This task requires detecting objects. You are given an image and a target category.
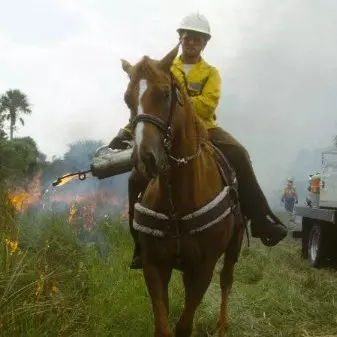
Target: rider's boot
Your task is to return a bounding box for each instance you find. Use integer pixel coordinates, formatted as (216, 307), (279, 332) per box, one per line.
(208, 127), (288, 246)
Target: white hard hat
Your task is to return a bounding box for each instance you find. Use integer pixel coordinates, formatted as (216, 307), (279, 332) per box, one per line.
(177, 12), (211, 39)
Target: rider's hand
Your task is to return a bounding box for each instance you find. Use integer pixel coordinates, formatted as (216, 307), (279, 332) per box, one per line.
(109, 129), (133, 150)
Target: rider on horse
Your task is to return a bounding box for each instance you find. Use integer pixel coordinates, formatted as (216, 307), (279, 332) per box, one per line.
(109, 12), (288, 268)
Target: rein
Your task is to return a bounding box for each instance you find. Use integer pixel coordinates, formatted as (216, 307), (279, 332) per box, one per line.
(131, 73), (202, 167)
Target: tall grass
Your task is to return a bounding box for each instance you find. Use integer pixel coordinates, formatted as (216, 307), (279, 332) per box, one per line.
(1, 193), (337, 336)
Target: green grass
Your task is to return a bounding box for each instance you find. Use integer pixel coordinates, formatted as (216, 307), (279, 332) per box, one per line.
(1, 206), (337, 336)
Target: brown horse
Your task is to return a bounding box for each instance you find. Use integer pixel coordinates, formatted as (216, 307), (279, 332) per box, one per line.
(121, 44), (245, 337)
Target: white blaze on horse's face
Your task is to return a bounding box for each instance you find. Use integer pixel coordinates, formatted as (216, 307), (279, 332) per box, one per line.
(135, 79), (148, 149)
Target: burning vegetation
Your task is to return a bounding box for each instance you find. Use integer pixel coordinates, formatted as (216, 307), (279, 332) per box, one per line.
(8, 172), (42, 212)
(1, 138), (130, 234)
(7, 169), (129, 231)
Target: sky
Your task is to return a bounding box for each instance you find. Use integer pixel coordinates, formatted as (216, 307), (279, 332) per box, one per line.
(1, 0), (337, 197)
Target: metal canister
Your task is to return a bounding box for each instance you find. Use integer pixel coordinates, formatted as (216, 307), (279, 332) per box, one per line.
(90, 145), (134, 179)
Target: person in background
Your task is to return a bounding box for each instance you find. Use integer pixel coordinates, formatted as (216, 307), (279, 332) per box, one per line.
(281, 177), (298, 224)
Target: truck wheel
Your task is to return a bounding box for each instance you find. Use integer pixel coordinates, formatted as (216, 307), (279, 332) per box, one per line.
(308, 224), (326, 268)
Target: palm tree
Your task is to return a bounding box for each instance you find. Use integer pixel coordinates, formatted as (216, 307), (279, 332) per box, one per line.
(0, 89), (32, 140)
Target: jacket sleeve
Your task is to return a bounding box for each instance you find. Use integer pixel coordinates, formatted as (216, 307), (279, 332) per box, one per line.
(123, 121), (132, 135)
(190, 67), (221, 120)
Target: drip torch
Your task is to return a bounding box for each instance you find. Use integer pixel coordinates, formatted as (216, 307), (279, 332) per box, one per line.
(52, 144), (134, 187)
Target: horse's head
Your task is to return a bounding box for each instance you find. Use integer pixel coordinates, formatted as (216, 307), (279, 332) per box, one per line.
(121, 44), (182, 180)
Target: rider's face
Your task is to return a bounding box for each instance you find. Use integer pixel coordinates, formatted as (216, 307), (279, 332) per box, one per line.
(180, 31), (207, 59)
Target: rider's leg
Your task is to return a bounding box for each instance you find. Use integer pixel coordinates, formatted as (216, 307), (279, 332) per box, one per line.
(208, 127), (287, 245)
(128, 169), (149, 269)
(108, 129), (147, 268)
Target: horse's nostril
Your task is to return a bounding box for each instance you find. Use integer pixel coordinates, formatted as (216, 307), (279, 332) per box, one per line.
(144, 151), (157, 170)
(138, 145), (163, 178)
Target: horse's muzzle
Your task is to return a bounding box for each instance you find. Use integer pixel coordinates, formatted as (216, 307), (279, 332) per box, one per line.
(136, 146), (168, 180)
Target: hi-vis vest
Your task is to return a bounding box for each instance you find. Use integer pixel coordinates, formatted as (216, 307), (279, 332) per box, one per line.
(171, 56), (221, 130)
(310, 174), (321, 194)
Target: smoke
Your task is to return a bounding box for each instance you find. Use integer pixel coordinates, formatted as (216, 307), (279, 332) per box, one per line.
(3, 0), (337, 209)
(215, 0), (337, 201)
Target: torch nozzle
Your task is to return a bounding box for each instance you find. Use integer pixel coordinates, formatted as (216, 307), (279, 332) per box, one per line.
(52, 179), (62, 187)
(52, 170), (92, 187)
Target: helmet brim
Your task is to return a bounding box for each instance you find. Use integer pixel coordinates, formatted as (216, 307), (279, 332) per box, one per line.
(177, 28), (211, 40)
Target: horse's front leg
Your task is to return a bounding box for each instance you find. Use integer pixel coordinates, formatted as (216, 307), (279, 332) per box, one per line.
(217, 255), (235, 337)
(175, 260), (216, 337)
(143, 257), (173, 337)
(217, 221), (244, 336)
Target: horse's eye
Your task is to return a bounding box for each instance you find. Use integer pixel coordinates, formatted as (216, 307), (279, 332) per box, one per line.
(163, 90), (170, 100)
(124, 91), (132, 107)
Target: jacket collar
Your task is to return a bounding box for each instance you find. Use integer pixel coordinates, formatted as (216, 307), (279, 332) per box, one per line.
(172, 55), (207, 71)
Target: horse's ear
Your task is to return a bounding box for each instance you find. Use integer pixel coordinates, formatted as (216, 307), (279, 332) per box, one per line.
(121, 59), (132, 76)
(159, 43), (180, 72)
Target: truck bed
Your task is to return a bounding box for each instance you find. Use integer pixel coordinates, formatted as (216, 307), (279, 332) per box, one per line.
(295, 205), (336, 223)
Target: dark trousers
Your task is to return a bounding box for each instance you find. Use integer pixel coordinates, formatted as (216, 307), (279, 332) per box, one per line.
(207, 127), (274, 221)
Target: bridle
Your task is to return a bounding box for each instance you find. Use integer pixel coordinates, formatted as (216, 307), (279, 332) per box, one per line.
(130, 72), (202, 226)
(130, 72), (201, 166)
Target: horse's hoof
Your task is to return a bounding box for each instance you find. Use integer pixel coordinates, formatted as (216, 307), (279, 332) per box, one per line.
(218, 331), (228, 337)
(175, 328), (192, 337)
(216, 321), (228, 337)
(129, 256), (143, 269)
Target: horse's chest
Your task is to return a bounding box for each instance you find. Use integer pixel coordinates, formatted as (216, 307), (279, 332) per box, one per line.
(132, 184), (236, 238)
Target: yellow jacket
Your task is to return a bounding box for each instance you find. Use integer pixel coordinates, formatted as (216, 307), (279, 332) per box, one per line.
(124, 56), (221, 133)
(171, 56), (220, 130)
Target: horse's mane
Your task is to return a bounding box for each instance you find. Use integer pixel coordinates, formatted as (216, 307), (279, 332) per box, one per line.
(169, 71), (209, 144)
(128, 55), (209, 144)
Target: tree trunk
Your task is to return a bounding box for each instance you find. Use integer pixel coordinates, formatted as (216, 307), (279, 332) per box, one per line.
(9, 109), (15, 140)
(9, 120), (13, 140)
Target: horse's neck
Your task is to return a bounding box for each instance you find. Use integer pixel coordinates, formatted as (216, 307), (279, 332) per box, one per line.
(142, 99), (223, 215)
(164, 104), (223, 214)
(170, 106), (200, 160)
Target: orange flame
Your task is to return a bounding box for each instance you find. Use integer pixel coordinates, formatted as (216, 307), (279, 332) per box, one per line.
(9, 192), (30, 212)
(120, 201), (129, 220)
(8, 170), (128, 231)
(8, 172), (42, 212)
(68, 204), (77, 225)
(54, 174), (78, 187)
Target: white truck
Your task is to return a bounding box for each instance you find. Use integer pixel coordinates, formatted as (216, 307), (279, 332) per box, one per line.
(294, 148), (337, 268)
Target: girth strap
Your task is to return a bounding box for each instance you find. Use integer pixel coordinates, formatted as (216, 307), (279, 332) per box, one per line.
(132, 142), (240, 238)
(133, 184), (236, 238)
